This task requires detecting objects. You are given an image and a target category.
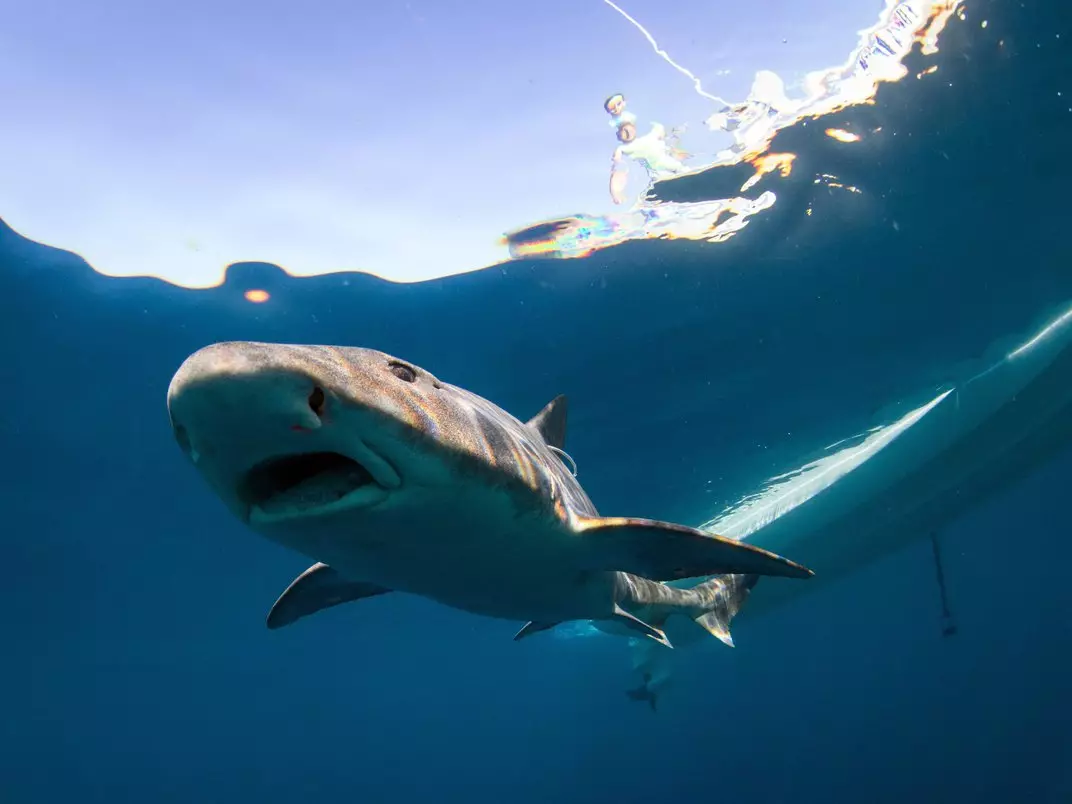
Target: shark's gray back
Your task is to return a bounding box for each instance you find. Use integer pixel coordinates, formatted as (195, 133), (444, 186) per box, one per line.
(433, 381), (600, 522)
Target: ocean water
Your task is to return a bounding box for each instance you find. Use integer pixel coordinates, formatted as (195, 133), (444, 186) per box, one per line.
(2, 1), (1070, 803)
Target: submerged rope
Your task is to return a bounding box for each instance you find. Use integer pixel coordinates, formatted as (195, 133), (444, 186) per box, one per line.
(930, 531), (957, 638)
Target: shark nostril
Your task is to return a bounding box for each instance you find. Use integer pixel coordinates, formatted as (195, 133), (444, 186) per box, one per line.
(308, 386), (326, 419)
(173, 423), (192, 453)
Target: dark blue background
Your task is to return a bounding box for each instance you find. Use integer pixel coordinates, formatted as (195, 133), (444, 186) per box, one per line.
(2, 2), (1069, 802)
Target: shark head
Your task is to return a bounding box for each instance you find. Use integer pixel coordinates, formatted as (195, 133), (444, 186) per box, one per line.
(166, 341), (577, 532)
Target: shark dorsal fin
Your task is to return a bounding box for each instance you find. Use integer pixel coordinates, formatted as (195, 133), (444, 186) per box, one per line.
(527, 394), (568, 450)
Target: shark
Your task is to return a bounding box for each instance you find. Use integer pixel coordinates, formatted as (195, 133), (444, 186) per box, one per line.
(166, 341), (814, 647)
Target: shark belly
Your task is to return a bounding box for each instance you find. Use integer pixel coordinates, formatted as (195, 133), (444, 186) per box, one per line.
(252, 483), (616, 624)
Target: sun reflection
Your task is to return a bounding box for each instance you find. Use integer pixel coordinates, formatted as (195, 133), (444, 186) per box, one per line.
(825, 128), (861, 143)
(741, 152), (797, 191)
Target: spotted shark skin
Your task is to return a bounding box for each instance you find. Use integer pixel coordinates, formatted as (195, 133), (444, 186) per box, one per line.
(167, 341), (813, 647)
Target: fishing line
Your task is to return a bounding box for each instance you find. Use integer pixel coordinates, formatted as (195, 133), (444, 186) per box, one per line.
(602, 0), (731, 107)
(548, 445), (579, 477)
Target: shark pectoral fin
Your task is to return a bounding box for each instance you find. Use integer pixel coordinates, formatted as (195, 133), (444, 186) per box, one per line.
(513, 621), (559, 641)
(526, 394), (568, 450)
(609, 605), (673, 648)
(572, 516), (814, 581)
(266, 562), (392, 630)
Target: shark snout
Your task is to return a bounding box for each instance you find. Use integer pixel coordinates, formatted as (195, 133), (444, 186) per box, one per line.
(168, 349), (325, 459)
(168, 342), (404, 524)
(167, 353), (330, 519)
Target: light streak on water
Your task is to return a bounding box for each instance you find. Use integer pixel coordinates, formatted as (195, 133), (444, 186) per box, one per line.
(1007, 304), (1072, 360)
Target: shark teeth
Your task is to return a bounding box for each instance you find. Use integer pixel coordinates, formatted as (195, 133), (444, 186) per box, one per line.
(241, 450), (396, 522)
(256, 466), (372, 513)
(251, 482), (390, 524)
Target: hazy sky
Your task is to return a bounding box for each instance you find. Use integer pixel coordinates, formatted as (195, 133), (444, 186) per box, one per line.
(0, 0), (891, 285)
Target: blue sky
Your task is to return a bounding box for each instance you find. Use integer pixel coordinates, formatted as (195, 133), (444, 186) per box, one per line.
(1, 0), (895, 285)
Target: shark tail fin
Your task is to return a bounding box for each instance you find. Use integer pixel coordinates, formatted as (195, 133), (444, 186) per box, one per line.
(688, 573), (760, 647)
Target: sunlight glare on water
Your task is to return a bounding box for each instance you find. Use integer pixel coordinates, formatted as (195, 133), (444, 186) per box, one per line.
(0, 0), (960, 288)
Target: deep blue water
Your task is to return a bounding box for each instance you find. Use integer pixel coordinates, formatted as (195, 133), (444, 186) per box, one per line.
(2, 1), (1070, 802)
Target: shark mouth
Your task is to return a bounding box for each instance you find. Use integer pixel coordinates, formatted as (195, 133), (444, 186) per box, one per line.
(241, 451), (390, 522)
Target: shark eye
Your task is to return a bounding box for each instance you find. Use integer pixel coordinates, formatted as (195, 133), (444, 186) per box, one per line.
(388, 362), (417, 383)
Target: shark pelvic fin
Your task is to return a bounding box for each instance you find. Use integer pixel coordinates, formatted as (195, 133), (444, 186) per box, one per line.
(526, 394), (568, 450)
(610, 604), (673, 648)
(266, 562), (392, 630)
(513, 608), (671, 649)
(571, 515), (814, 581)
